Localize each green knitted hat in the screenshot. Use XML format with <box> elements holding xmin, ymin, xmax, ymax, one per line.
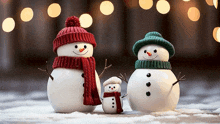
<box><xmin>132</xmin><ymin>31</ymin><xmax>175</xmax><ymax>58</ymax></box>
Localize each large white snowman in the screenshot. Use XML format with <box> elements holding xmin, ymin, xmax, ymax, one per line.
<box><xmin>47</xmin><ymin>16</ymin><xmax>101</xmax><ymax>113</ymax></box>
<box><xmin>102</xmin><ymin>77</ymin><xmax>123</xmax><ymax>114</ymax></box>
<box><xmin>127</xmin><ymin>32</ymin><xmax>180</xmax><ymax>113</ymax></box>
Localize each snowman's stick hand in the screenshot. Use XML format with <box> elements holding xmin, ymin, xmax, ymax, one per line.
<box><xmin>179</xmin><ymin>75</ymin><xmax>186</xmax><ymax>80</ymax></box>
<box><xmin>120</xmin><ymin>73</ymin><xmax>124</xmax><ymax>78</ymax></box>
<box><xmin>123</xmin><ymin>73</ymin><xmax>128</xmax><ymax>83</ymax></box>
<box><xmin>38</xmin><ymin>61</ymin><xmax>54</xmax><ymax>81</ymax></box>
<box><xmin>172</xmin><ymin>81</ymin><xmax>178</xmax><ymax>86</ymax></box>
<box><xmin>38</xmin><ymin>68</ymin><xmax>46</xmax><ymax>72</ymax></box>
<box><xmin>172</xmin><ymin>74</ymin><xmax>186</xmax><ymax>86</ymax></box>
<box><xmin>99</xmin><ymin>59</ymin><xmax>112</xmax><ymax>78</ymax></box>
<box><xmin>118</xmin><ymin>73</ymin><xmax>128</xmax><ymax>83</ymax></box>
<box><xmin>121</xmin><ymin>94</ymin><xmax>128</xmax><ymax>98</ymax></box>
<box><xmin>177</xmin><ymin>72</ymin><xmax>182</xmax><ymax>79</ymax></box>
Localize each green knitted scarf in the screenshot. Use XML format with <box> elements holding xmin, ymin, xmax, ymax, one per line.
<box><xmin>135</xmin><ymin>60</ymin><xmax>171</xmax><ymax>69</ymax></box>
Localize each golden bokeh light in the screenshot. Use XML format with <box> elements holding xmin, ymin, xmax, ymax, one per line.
<box><xmin>139</xmin><ymin>0</ymin><xmax>153</xmax><ymax>10</ymax></box>
<box><xmin>156</xmin><ymin>0</ymin><xmax>170</xmax><ymax>14</ymax></box>
<box><xmin>1</xmin><ymin>0</ymin><xmax>9</xmax><ymax>3</ymax></box>
<box><xmin>79</xmin><ymin>14</ymin><xmax>93</xmax><ymax>28</ymax></box>
<box><xmin>187</xmin><ymin>7</ymin><xmax>200</xmax><ymax>22</ymax></box>
<box><xmin>213</xmin><ymin>27</ymin><xmax>220</xmax><ymax>42</ymax></box>
<box><xmin>20</xmin><ymin>7</ymin><xmax>34</xmax><ymax>22</ymax></box>
<box><xmin>100</xmin><ymin>1</ymin><xmax>114</xmax><ymax>15</ymax></box>
<box><xmin>216</xmin><ymin>28</ymin><xmax>220</xmax><ymax>42</ymax></box>
<box><xmin>2</xmin><ymin>17</ymin><xmax>15</xmax><ymax>32</ymax></box>
<box><xmin>205</xmin><ymin>0</ymin><xmax>214</xmax><ymax>6</ymax></box>
<box><xmin>183</xmin><ymin>0</ymin><xmax>190</xmax><ymax>2</ymax></box>
<box><xmin>213</xmin><ymin>0</ymin><xmax>218</xmax><ymax>9</ymax></box>
<box><xmin>47</xmin><ymin>3</ymin><xmax>61</xmax><ymax>18</ymax></box>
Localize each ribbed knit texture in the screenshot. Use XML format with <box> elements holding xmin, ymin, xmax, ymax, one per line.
<box><xmin>135</xmin><ymin>60</ymin><xmax>172</xmax><ymax>70</ymax></box>
<box><xmin>53</xmin><ymin>16</ymin><xmax>97</xmax><ymax>53</ymax></box>
<box><xmin>53</xmin><ymin>56</ymin><xmax>101</xmax><ymax>106</ymax></box>
<box><xmin>103</xmin><ymin>92</ymin><xmax>123</xmax><ymax>114</ymax></box>
<box><xmin>132</xmin><ymin>32</ymin><xmax>175</xmax><ymax>58</ymax></box>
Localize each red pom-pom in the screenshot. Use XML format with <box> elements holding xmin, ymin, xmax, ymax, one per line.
<box><xmin>65</xmin><ymin>16</ymin><xmax>80</xmax><ymax>27</ymax></box>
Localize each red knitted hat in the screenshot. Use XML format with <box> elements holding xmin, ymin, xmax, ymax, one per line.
<box><xmin>53</xmin><ymin>16</ymin><xmax>97</xmax><ymax>53</ymax></box>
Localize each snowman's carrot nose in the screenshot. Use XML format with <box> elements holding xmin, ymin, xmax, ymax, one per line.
<box><xmin>147</xmin><ymin>52</ymin><xmax>152</xmax><ymax>56</ymax></box>
<box><xmin>79</xmin><ymin>48</ymin><xmax>85</xmax><ymax>52</ymax></box>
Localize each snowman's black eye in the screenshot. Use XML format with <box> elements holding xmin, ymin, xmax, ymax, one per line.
<box><xmin>109</xmin><ymin>86</ymin><xmax>111</xmax><ymax>88</ymax></box>
<box><xmin>154</xmin><ymin>49</ymin><xmax>157</xmax><ymax>53</ymax></box>
<box><xmin>113</xmin><ymin>86</ymin><xmax>115</xmax><ymax>88</ymax></box>
<box><xmin>75</xmin><ymin>45</ymin><xmax>78</xmax><ymax>49</ymax></box>
<box><xmin>144</xmin><ymin>50</ymin><xmax>147</xmax><ymax>53</ymax></box>
<box><xmin>84</xmin><ymin>45</ymin><xmax>87</xmax><ymax>49</ymax></box>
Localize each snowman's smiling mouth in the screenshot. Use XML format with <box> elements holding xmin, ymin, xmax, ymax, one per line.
<box><xmin>73</xmin><ymin>50</ymin><xmax>89</xmax><ymax>55</ymax></box>
<box><xmin>143</xmin><ymin>55</ymin><xmax>158</xmax><ymax>60</ymax></box>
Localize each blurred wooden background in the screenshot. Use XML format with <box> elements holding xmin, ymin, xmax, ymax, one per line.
<box><xmin>0</xmin><ymin>0</ymin><xmax>220</xmax><ymax>92</ymax></box>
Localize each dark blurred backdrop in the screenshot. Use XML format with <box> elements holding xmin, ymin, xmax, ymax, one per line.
<box><xmin>0</xmin><ymin>0</ymin><xmax>220</xmax><ymax>93</ymax></box>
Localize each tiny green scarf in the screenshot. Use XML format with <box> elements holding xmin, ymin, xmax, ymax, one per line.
<box><xmin>135</xmin><ymin>60</ymin><xmax>172</xmax><ymax>70</ymax></box>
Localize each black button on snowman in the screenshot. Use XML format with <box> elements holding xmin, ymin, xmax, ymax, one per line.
<box><xmin>127</xmin><ymin>32</ymin><xmax>180</xmax><ymax>113</ymax></box>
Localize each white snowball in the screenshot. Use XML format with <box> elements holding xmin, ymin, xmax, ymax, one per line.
<box><xmin>47</xmin><ymin>68</ymin><xmax>101</xmax><ymax>113</ymax></box>
<box><xmin>127</xmin><ymin>69</ymin><xmax>179</xmax><ymax>113</ymax></box>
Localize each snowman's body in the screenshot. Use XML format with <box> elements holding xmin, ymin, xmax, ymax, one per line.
<box><xmin>128</xmin><ymin>69</ymin><xmax>179</xmax><ymax>112</ymax></box>
<box><xmin>48</xmin><ymin>42</ymin><xmax>101</xmax><ymax>113</ymax></box>
<box><xmin>102</xmin><ymin>96</ymin><xmax>123</xmax><ymax>114</ymax></box>
<box><xmin>47</xmin><ymin>68</ymin><xmax>101</xmax><ymax>113</ymax></box>
<box><xmin>102</xmin><ymin>77</ymin><xmax>123</xmax><ymax>114</ymax></box>
<box><xmin>128</xmin><ymin>33</ymin><xmax>180</xmax><ymax>113</ymax></box>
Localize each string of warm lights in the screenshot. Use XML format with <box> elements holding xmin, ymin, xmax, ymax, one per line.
<box><xmin>1</xmin><ymin>0</ymin><xmax>219</xmax><ymax>42</ymax></box>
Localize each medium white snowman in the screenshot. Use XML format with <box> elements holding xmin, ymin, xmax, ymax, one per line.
<box><xmin>127</xmin><ymin>31</ymin><xmax>183</xmax><ymax>113</ymax></box>
<box><xmin>102</xmin><ymin>77</ymin><xmax>123</xmax><ymax>114</ymax></box>
<box><xmin>46</xmin><ymin>16</ymin><xmax>102</xmax><ymax>113</ymax></box>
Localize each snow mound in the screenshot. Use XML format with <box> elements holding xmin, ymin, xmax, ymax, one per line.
<box><xmin>213</xmin><ymin>108</ymin><xmax>220</xmax><ymax>113</ymax></box>
<box><xmin>193</xmin><ymin>114</ymin><xmax>219</xmax><ymax>118</ymax></box>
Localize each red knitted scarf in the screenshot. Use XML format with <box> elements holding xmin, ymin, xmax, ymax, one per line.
<box><xmin>53</xmin><ymin>56</ymin><xmax>101</xmax><ymax>106</ymax></box>
<box><xmin>103</xmin><ymin>92</ymin><xmax>123</xmax><ymax>113</ymax></box>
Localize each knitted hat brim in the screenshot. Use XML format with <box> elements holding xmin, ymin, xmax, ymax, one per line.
<box><xmin>53</xmin><ymin>33</ymin><xmax>97</xmax><ymax>53</ymax></box>
<box><xmin>132</xmin><ymin>37</ymin><xmax>175</xmax><ymax>58</ymax></box>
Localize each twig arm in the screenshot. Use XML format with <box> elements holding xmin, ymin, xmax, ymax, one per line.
<box><xmin>172</xmin><ymin>72</ymin><xmax>186</xmax><ymax>86</ymax></box>
<box><xmin>117</xmin><ymin>73</ymin><xmax>128</xmax><ymax>83</ymax></box>
<box><xmin>38</xmin><ymin>61</ymin><xmax>54</xmax><ymax>81</ymax></box>
<box><xmin>121</xmin><ymin>94</ymin><xmax>128</xmax><ymax>98</ymax></box>
<box><xmin>99</xmin><ymin>59</ymin><xmax>112</xmax><ymax>78</ymax></box>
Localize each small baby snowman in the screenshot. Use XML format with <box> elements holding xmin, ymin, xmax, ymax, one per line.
<box><xmin>102</xmin><ymin>77</ymin><xmax>123</xmax><ymax>114</ymax></box>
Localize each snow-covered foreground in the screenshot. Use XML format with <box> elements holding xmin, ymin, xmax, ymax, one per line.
<box><xmin>1</xmin><ymin>80</ymin><xmax>220</xmax><ymax>123</ymax></box>
<box><xmin>1</xmin><ymin>90</ymin><xmax>220</xmax><ymax>124</ymax></box>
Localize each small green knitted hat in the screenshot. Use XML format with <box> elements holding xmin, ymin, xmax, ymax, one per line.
<box><xmin>132</xmin><ymin>31</ymin><xmax>175</xmax><ymax>58</ymax></box>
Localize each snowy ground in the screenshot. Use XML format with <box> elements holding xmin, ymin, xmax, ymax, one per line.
<box><xmin>1</xmin><ymin>80</ymin><xmax>220</xmax><ymax>124</ymax></box>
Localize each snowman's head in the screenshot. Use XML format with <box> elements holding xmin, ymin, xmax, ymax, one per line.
<box><xmin>57</xmin><ymin>42</ymin><xmax>93</xmax><ymax>57</ymax></box>
<box><xmin>137</xmin><ymin>44</ymin><xmax>169</xmax><ymax>61</ymax></box>
<box><xmin>103</xmin><ymin>76</ymin><xmax>122</xmax><ymax>93</ymax></box>
<box><xmin>53</xmin><ymin>16</ymin><xmax>97</xmax><ymax>55</ymax></box>
<box><xmin>132</xmin><ymin>32</ymin><xmax>175</xmax><ymax>60</ymax></box>
<box><xmin>104</xmin><ymin>84</ymin><xmax>121</xmax><ymax>93</ymax></box>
